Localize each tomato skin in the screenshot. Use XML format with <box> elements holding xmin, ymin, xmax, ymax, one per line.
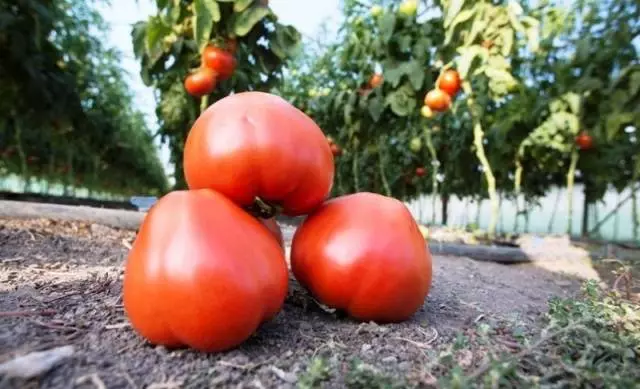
<box><xmin>184</xmin><ymin>68</ymin><xmax>217</xmax><ymax>97</ymax></box>
<box><xmin>183</xmin><ymin>91</ymin><xmax>335</xmax><ymax>217</ymax></box>
<box><xmin>369</xmin><ymin>73</ymin><xmax>384</xmax><ymax>88</ymax></box>
<box><xmin>437</xmin><ymin>70</ymin><xmax>461</xmax><ymax>97</ymax></box>
<box><xmin>123</xmin><ymin>189</ymin><xmax>288</xmax><ymax>352</ymax></box>
<box><xmin>202</xmin><ymin>46</ymin><xmax>236</xmax><ymax>80</ymax></box>
<box><xmin>575</xmin><ymin>131</ymin><xmax>593</xmax><ymax>150</ymax></box>
<box><xmin>415</xmin><ymin>167</ymin><xmax>426</xmax><ymax>177</ymax></box>
<box><xmin>290</xmin><ymin>192</ymin><xmax>433</xmax><ymax>323</ymax></box>
<box><xmin>424</xmin><ymin>89</ymin><xmax>451</xmax><ymax>112</ymax></box>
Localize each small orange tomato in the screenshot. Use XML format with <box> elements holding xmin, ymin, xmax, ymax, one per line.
<box><xmin>424</xmin><ymin>89</ymin><xmax>452</xmax><ymax>112</ymax></box>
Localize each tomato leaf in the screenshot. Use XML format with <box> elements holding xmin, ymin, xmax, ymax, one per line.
<box><xmin>456</xmin><ymin>46</ymin><xmax>486</xmax><ymax>80</ymax></box>
<box><xmin>145</xmin><ymin>16</ymin><xmax>171</xmax><ymax>62</ymax></box>
<box><xmin>368</xmin><ymin>94</ymin><xmax>385</xmax><ymax>122</ymax></box>
<box><xmin>407</xmin><ymin>60</ymin><xmax>425</xmax><ymax>90</ymax></box>
<box><xmin>444</xmin><ymin>0</ymin><xmax>466</xmax><ymax>28</ymax></box>
<box><xmin>378</xmin><ymin>13</ymin><xmax>396</xmax><ymax>44</ymax></box>
<box><xmin>193</xmin><ymin>0</ymin><xmax>220</xmax><ymax>51</ymax></box>
<box><xmin>233</xmin><ymin>4</ymin><xmax>271</xmax><ymax>37</ymax></box>
<box><xmin>386</xmin><ymin>85</ymin><xmax>416</xmax><ymax>117</ymax></box>
<box><xmin>271</xmin><ymin>24</ymin><xmax>301</xmax><ymax>60</ymax></box>
<box><xmin>383</xmin><ymin>62</ymin><xmax>406</xmax><ymax>88</ymax></box>
<box><xmin>233</xmin><ymin>0</ymin><xmax>254</xmax><ymax>12</ymax></box>
<box><xmin>131</xmin><ymin>21</ymin><xmax>147</xmax><ymax>59</ymax></box>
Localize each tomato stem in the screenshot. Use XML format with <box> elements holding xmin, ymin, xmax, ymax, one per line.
<box><xmin>200</xmin><ymin>95</ymin><xmax>209</xmax><ymax>114</ymax></box>
<box><xmin>566</xmin><ymin>148</ymin><xmax>580</xmax><ymax>235</ymax></box>
<box><xmin>246</xmin><ymin>196</ymin><xmax>281</xmax><ymax>219</ymax></box>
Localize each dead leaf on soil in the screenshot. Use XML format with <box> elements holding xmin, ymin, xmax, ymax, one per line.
<box><xmin>0</xmin><ymin>345</ymin><xmax>74</xmax><ymax>379</ymax></box>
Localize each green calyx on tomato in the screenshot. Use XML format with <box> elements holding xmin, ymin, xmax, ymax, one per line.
<box><xmin>123</xmin><ymin>189</ymin><xmax>288</xmax><ymax>353</ymax></box>
<box><xmin>290</xmin><ymin>192</ymin><xmax>433</xmax><ymax>323</ymax></box>
<box><xmin>183</xmin><ymin>91</ymin><xmax>335</xmax><ymax>217</ymax></box>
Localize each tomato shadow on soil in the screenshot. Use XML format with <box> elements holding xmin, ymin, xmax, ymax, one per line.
<box><xmin>0</xmin><ymin>220</ymin><xmax>595</xmax><ymax>388</ymax></box>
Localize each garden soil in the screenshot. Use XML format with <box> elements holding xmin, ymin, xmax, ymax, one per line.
<box><xmin>0</xmin><ymin>217</ymin><xmax>594</xmax><ymax>388</ymax></box>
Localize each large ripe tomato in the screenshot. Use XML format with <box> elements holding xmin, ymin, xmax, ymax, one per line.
<box><xmin>437</xmin><ymin>69</ymin><xmax>461</xmax><ymax>97</ymax></box>
<box><xmin>183</xmin><ymin>91</ymin><xmax>335</xmax><ymax>217</ymax></box>
<box><xmin>123</xmin><ymin>189</ymin><xmax>288</xmax><ymax>352</ymax></box>
<box><xmin>290</xmin><ymin>192</ymin><xmax>433</xmax><ymax>323</ymax></box>
<box><xmin>184</xmin><ymin>68</ymin><xmax>217</xmax><ymax>97</ymax></box>
<box><xmin>202</xmin><ymin>46</ymin><xmax>236</xmax><ymax>80</ymax></box>
<box><xmin>424</xmin><ymin>89</ymin><xmax>451</xmax><ymax>112</ymax></box>
<box><xmin>575</xmin><ymin>131</ymin><xmax>593</xmax><ymax>150</ymax></box>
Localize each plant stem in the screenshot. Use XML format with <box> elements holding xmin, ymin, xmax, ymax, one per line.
<box><xmin>352</xmin><ymin>149</ymin><xmax>360</xmax><ymax>192</ymax></box>
<box><xmin>377</xmin><ymin>139</ymin><xmax>392</xmax><ymax>197</ymax></box>
<box><xmin>566</xmin><ymin>149</ymin><xmax>580</xmax><ymax>235</ymax></box>
<box><xmin>423</xmin><ymin>127</ymin><xmax>439</xmax><ymax>224</ymax></box>
<box><xmin>464</xmin><ymin>82</ymin><xmax>498</xmax><ymax>237</ymax></box>
<box><xmin>200</xmin><ymin>95</ymin><xmax>209</xmax><ymax>114</ymax></box>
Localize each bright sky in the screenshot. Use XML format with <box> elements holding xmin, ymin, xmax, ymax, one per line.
<box><xmin>99</xmin><ymin>0</ymin><xmax>341</xmax><ymax>183</ymax></box>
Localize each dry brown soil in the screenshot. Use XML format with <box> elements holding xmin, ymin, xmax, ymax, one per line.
<box><xmin>0</xmin><ymin>217</ymin><xmax>594</xmax><ymax>388</ymax></box>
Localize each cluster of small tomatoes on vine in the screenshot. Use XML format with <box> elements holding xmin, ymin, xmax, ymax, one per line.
<box><xmin>184</xmin><ymin>40</ymin><xmax>238</xmax><ymax>97</ymax></box>
<box><xmin>421</xmin><ymin>69</ymin><xmax>461</xmax><ymax>119</ymax></box>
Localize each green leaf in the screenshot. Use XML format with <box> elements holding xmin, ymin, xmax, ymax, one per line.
<box><xmin>446</xmin><ymin>8</ymin><xmax>474</xmax><ymax>38</ymax></box>
<box><xmin>500</xmin><ymin>28</ymin><xmax>513</xmax><ymax>56</ymax></box>
<box><xmin>271</xmin><ymin>24</ymin><xmax>301</xmax><ymax>60</ymax></box>
<box><xmin>407</xmin><ymin>60</ymin><xmax>425</xmax><ymax>90</ymax></box>
<box><xmin>444</xmin><ymin>0</ymin><xmax>466</xmax><ymax>28</ymax></box>
<box><xmin>605</xmin><ymin>112</ymin><xmax>634</xmax><ymax>141</ymax></box>
<box><xmin>145</xmin><ymin>16</ymin><xmax>171</xmax><ymax>58</ymax></box>
<box><xmin>368</xmin><ymin>95</ymin><xmax>385</xmax><ymax>122</ymax></box>
<box><xmin>379</xmin><ymin>13</ymin><xmax>396</xmax><ymax>44</ymax></box>
<box><xmin>383</xmin><ymin>62</ymin><xmax>406</xmax><ymax>87</ymax></box>
<box><xmin>131</xmin><ymin>21</ymin><xmax>147</xmax><ymax>59</ymax></box>
<box><xmin>344</xmin><ymin>92</ymin><xmax>358</xmax><ymax>125</ymax></box>
<box><xmin>456</xmin><ymin>46</ymin><xmax>486</xmax><ymax>80</ymax></box>
<box><xmin>193</xmin><ymin>0</ymin><xmax>220</xmax><ymax>51</ymax></box>
<box><xmin>233</xmin><ymin>0</ymin><xmax>254</xmax><ymax>12</ymax></box>
<box><xmin>385</xmin><ymin>85</ymin><xmax>416</xmax><ymax>117</ymax></box>
<box><xmin>233</xmin><ymin>5</ymin><xmax>271</xmax><ymax>37</ymax></box>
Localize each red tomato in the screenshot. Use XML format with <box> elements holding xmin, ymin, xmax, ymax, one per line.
<box><xmin>184</xmin><ymin>68</ymin><xmax>217</xmax><ymax>97</ymax></box>
<box><xmin>369</xmin><ymin>73</ymin><xmax>384</xmax><ymax>88</ymax></box>
<box><xmin>575</xmin><ymin>131</ymin><xmax>593</xmax><ymax>150</ymax></box>
<box><xmin>202</xmin><ymin>46</ymin><xmax>236</xmax><ymax>80</ymax></box>
<box><xmin>415</xmin><ymin>167</ymin><xmax>426</xmax><ymax>177</ymax></box>
<box><xmin>123</xmin><ymin>189</ymin><xmax>288</xmax><ymax>352</ymax></box>
<box><xmin>183</xmin><ymin>91</ymin><xmax>335</xmax><ymax>217</ymax></box>
<box><xmin>424</xmin><ymin>89</ymin><xmax>451</xmax><ymax>112</ymax></box>
<box><xmin>290</xmin><ymin>192</ymin><xmax>433</xmax><ymax>323</ymax></box>
<box><xmin>437</xmin><ymin>70</ymin><xmax>461</xmax><ymax>97</ymax></box>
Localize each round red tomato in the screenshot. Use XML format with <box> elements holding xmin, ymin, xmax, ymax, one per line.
<box><xmin>123</xmin><ymin>189</ymin><xmax>288</xmax><ymax>352</ymax></box>
<box><xmin>575</xmin><ymin>131</ymin><xmax>593</xmax><ymax>150</ymax></box>
<box><xmin>183</xmin><ymin>91</ymin><xmax>335</xmax><ymax>217</ymax></box>
<box><xmin>437</xmin><ymin>70</ymin><xmax>461</xmax><ymax>97</ymax></box>
<box><xmin>415</xmin><ymin>167</ymin><xmax>426</xmax><ymax>177</ymax></box>
<box><xmin>184</xmin><ymin>68</ymin><xmax>217</xmax><ymax>97</ymax></box>
<box><xmin>290</xmin><ymin>192</ymin><xmax>433</xmax><ymax>323</ymax></box>
<box><xmin>202</xmin><ymin>46</ymin><xmax>236</xmax><ymax>80</ymax></box>
<box><xmin>424</xmin><ymin>89</ymin><xmax>451</xmax><ymax>112</ymax></box>
<box><xmin>369</xmin><ymin>73</ymin><xmax>384</xmax><ymax>88</ymax></box>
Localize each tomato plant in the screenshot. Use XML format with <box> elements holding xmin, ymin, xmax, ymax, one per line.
<box><xmin>184</xmin><ymin>68</ymin><xmax>217</xmax><ymax>97</ymax></box>
<box><xmin>183</xmin><ymin>91</ymin><xmax>335</xmax><ymax>217</ymax></box>
<box><xmin>290</xmin><ymin>192</ymin><xmax>433</xmax><ymax>323</ymax></box>
<box><xmin>123</xmin><ymin>189</ymin><xmax>288</xmax><ymax>352</ymax></box>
